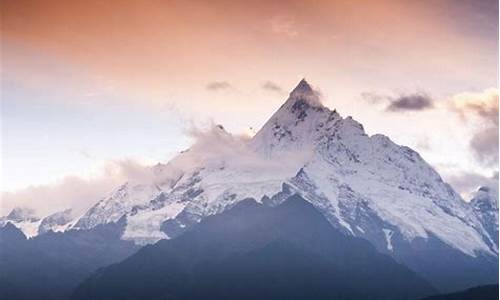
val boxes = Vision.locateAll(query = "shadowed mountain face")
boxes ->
[73,195,436,300]
[0,219,138,300]
[419,284,498,300]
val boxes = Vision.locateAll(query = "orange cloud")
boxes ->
[450,88,499,125]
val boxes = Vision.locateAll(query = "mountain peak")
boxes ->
[471,186,499,210]
[291,78,313,94]
[6,207,39,222]
[249,79,333,156]
[288,79,321,107]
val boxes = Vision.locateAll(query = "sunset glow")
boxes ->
[1,0,498,213]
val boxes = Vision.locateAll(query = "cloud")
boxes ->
[171,123,312,174]
[386,93,434,112]
[449,88,499,125]
[77,149,93,159]
[363,88,497,167]
[361,91,434,112]
[1,175,118,217]
[444,170,498,201]
[0,159,164,217]
[470,126,499,166]
[415,137,431,151]
[1,124,313,218]
[261,81,284,93]
[269,15,298,38]
[360,92,387,104]
[206,81,232,91]
[449,88,499,167]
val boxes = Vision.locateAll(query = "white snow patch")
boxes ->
[122,201,186,245]
[383,229,394,251]
[9,219,42,238]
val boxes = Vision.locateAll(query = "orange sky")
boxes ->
[3,0,497,101]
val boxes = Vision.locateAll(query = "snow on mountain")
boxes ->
[249,78,330,156]
[70,161,197,243]
[38,209,75,234]
[470,186,499,247]
[0,207,41,237]
[245,80,493,256]
[32,79,497,258]
[73,181,167,230]
[5,207,38,222]
[0,207,78,237]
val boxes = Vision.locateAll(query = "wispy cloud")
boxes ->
[470,127,498,166]
[206,81,232,91]
[449,88,499,168]
[360,92,387,104]
[0,159,164,216]
[449,88,499,125]
[269,15,298,38]
[261,81,284,93]
[443,170,498,200]
[1,124,313,217]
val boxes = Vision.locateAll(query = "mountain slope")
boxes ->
[0,219,138,300]
[470,186,499,247]
[251,80,494,256]
[64,79,498,292]
[38,209,74,234]
[72,195,436,300]
[0,207,41,237]
[419,284,498,300]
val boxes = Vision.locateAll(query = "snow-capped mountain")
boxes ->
[38,209,74,234]
[68,80,497,257]
[5,207,39,222]
[71,162,198,244]
[0,207,77,237]
[1,80,497,292]
[251,80,496,257]
[0,207,41,237]
[73,182,165,230]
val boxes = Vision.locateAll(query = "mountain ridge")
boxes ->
[2,80,498,293]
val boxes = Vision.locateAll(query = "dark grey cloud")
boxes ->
[206,81,232,91]
[361,91,434,112]
[386,93,434,112]
[470,126,499,167]
[262,81,284,93]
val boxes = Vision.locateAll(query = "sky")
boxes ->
[1,0,498,215]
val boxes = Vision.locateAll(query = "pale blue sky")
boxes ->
[2,79,188,191]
